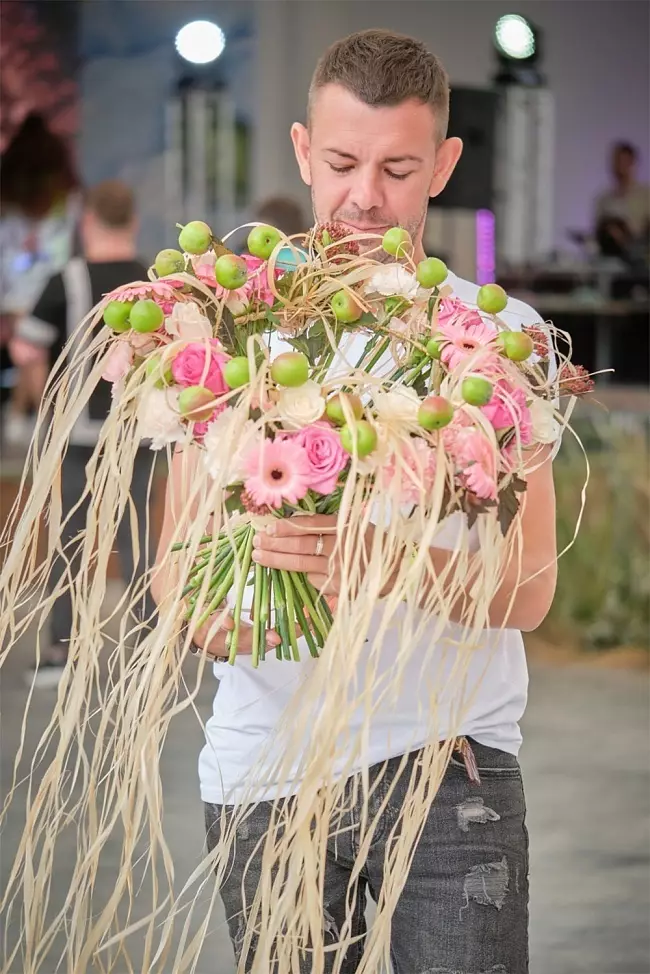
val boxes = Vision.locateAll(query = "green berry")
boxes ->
[418,396,454,430]
[416,257,448,289]
[155,249,185,277]
[382,227,411,257]
[426,337,443,359]
[477,283,508,315]
[270,352,309,388]
[129,299,164,333]
[224,356,251,389]
[103,300,135,332]
[340,420,377,458]
[461,376,494,407]
[178,221,212,255]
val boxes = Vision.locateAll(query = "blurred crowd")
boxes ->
[0,112,309,451]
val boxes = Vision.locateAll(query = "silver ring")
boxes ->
[315,534,325,557]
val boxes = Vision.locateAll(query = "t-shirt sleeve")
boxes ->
[15,273,66,348]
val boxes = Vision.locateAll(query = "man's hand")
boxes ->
[251,514,360,597]
[189,611,281,660]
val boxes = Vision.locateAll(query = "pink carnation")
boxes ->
[101,341,133,384]
[482,380,533,445]
[171,341,229,396]
[242,254,280,307]
[243,438,311,509]
[437,298,497,371]
[290,423,348,495]
[383,437,437,504]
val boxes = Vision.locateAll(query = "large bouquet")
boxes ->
[0,216,594,974]
[99,218,592,663]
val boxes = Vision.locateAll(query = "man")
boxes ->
[154,30,557,973]
[17,180,156,688]
[594,141,649,262]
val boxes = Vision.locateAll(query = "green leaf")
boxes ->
[225,486,245,516]
[356,311,379,328]
[217,306,238,354]
[274,271,295,299]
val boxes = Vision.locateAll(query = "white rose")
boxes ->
[529,396,560,444]
[137,388,184,451]
[366,265,419,299]
[277,379,325,429]
[202,409,262,481]
[165,301,212,341]
[225,295,249,316]
[373,386,421,425]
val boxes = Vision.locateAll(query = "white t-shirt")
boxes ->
[199,272,547,805]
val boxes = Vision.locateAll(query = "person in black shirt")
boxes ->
[15,180,156,687]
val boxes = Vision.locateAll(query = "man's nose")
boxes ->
[347,169,384,213]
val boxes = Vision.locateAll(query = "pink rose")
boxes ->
[171,340,228,395]
[481,380,533,445]
[102,341,133,384]
[291,423,348,495]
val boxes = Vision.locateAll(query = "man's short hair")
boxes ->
[309,29,450,141]
[613,141,638,160]
[85,180,135,228]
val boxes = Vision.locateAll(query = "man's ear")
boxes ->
[428,136,463,200]
[291,122,312,187]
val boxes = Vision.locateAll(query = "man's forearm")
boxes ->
[380,540,556,633]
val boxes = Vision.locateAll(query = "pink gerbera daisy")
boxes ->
[243,438,311,509]
[436,298,497,372]
[107,280,185,302]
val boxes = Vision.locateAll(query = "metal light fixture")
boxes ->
[495,14,536,61]
[175,20,226,65]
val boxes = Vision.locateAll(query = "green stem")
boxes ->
[280,570,301,661]
[291,582,321,657]
[172,526,247,553]
[182,545,234,596]
[193,555,236,628]
[251,562,263,668]
[192,531,249,627]
[257,565,270,663]
[292,573,330,643]
[272,570,290,660]
[354,332,380,369]
[226,527,255,665]
[362,336,391,374]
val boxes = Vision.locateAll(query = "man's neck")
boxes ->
[615,176,635,194]
[84,233,136,263]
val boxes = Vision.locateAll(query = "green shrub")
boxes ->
[545,413,650,651]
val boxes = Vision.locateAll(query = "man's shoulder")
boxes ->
[449,271,542,328]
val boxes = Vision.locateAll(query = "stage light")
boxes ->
[495,14,536,61]
[175,21,225,65]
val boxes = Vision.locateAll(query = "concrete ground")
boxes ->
[1,582,648,974]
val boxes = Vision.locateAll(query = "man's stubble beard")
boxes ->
[309,189,430,263]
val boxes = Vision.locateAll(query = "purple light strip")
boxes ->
[476,209,496,284]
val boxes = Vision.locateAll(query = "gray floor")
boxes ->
[1,584,648,974]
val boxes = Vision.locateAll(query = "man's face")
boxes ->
[612,147,636,183]
[291,84,462,257]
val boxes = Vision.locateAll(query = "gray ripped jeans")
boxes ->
[205,739,529,973]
